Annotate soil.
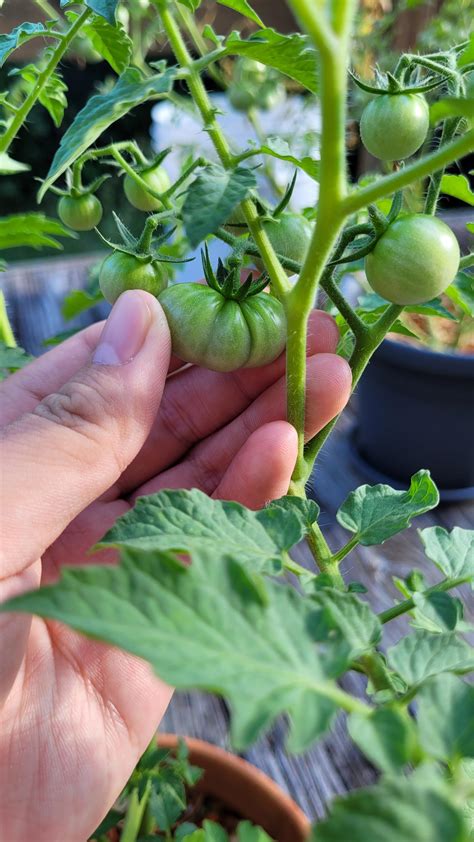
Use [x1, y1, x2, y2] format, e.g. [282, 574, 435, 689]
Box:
[105, 792, 248, 841]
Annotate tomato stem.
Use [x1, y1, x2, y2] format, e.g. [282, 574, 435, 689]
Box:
[0, 291, 17, 348]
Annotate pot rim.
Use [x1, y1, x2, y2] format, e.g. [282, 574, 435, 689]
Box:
[379, 336, 474, 377]
[157, 732, 311, 840]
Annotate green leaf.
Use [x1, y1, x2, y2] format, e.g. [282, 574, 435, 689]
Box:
[357, 291, 456, 320]
[225, 29, 319, 94]
[258, 138, 319, 181]
[1, 548, 349, 751]
[387, 631, 474, 687]
[411, 591, 463, 633]
[440, 174, 474, 206]
[0, 22, 50, 68]
[0, 342, 33, 380]
[0, 152, 30, 174]
[97, 488, 309, 574]
[182, 164, 256, 247]
[266, 495, 319, 529]
[348, 707, 418, 772]
[61, 288, 104, 321]
[61, 0, 118, 25]
[237, 822, 273, 842]
[417, 674, 474, 762]
[419, 526, 474, 583]
[444, 271, 474, 317]
[217, 0, 264, 28]
[0, 214, 74, 250]
[312, 777, 469, 842]
[38, 69, 68, 128]
[82, 13, 132, 74]
[39, 67, 175, 199]
[458, 34, 474, 68]
[309, 588, 381, 657]
[430, 97, 474, 125]
[88, 808, 123, 839]
[336, 471, 439, 547]
[149, 779, 186, 831]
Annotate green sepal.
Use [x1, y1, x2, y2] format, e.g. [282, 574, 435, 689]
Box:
[201, 245, 269, 301]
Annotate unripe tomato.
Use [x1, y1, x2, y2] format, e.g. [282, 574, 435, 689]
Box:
[99, 251, 168, 304]
[365, 214, 460, 305]
[255, 213, 313, 274]
[58, 194, 103, 231]
[229, 83, 258, 111]
[360, 93, 429, 161]
[123, 164, 171, 212]
[159, 283, 286, 372]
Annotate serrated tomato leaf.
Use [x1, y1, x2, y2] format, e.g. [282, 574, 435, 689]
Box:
[182, 164, 256, 247]
[97, 488, 309, 573]
[0, 214, 75, 250]
[225, 29, 319, 94]
[0, 22, 50, 68]
[1, 548, 349, 751]
[309, 588, 381, 657]
[312, 776, 469, 842]
[217, 0, 264, 28]
[348, 707, 418, 772]
[419, 526, 474, 583]
[336, 470, 439, 546]
[61, 0, 119, 25]
[417, 674, 474, 762]
[387, 630, 474, 687]
[82, 13, 132, 74]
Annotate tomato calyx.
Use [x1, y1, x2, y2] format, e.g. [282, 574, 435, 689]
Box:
[96, 210, 192, 270]
[202, 245, 268, 302]
[349, 68, 449, 96]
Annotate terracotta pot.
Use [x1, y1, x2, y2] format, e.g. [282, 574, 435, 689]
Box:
[158, 733, 311, 842]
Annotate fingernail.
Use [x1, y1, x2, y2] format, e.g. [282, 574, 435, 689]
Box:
[93, 291, 153, 365]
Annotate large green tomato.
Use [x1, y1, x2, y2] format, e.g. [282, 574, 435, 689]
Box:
[360, 93, 429, 161]
[58, 194, 103, 231]
[99, 252, 168, 304]
[159, 283, 286, 372]
[255, 213, 313, 274]
[123, 164, 171, 212]
[365, 214, 460, 305]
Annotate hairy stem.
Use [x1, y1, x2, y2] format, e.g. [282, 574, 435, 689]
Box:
[0, 291, 16, 348]
[379, 575, 472, 624]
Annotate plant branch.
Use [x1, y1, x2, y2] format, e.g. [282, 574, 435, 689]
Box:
[0, 291, 16, 348]
[342, 129, 474, 215]
[378, 575, 472, 624]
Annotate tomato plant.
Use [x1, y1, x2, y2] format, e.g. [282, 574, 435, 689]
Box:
[360, 93, 430, 161]
[365, 214, 460, 304]
[1, 2, 474, 842]
[57, 193, 103, 231]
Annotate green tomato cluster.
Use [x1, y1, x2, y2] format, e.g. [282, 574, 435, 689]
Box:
[228, 58, 285, 112]
[255, 213, 314, 274]
[360, 93, 430, 161]
[365, 214, 460, 305]
[159, 282, 286, 372]
[99, 252, 168, 304]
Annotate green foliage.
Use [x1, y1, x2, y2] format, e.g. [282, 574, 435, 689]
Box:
[419, 527, 474, 582]
[0, 341, 33, 380]
[80, 13, 133, 74]
[336, 471, 439, 546]
[387, 631, 474, 687]
[182, 164, 256, 247]
[60, 0, 119, 25]
[0, 22, 51, 68]
[39, 68, 175, 199]
[0, 214, 74, 250]
[225, 29, 319, 94]
[417, 674, 474, 762]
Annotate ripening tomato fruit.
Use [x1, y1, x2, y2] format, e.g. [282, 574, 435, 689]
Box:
[123, 163, 171, 212]
[255, 213, 313, 274]
[159, 282, 286, 372]
[360, 93, 430, 161]
[365, 214, 460, 305]
[58, 194, 103, 231]
[99, 251, 168, 304]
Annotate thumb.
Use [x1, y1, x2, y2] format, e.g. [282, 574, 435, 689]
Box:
[1, 290, 171, 578]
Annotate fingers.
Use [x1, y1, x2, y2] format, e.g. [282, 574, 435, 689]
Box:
[0, 291, 171, 578]
[133, 353, 352, 501]
[119, 309, 340, 494]
[212, 421, 298, 508]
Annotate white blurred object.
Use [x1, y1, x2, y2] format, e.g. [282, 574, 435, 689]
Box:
[151, 93, 320, 211]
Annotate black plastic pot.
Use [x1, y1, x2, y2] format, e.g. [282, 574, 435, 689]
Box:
[354, 337, 474, 502]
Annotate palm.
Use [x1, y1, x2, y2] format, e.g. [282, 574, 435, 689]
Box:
[0, 310, 349, 842]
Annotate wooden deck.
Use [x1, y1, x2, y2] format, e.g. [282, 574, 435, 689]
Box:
[2, 254, 473, 821]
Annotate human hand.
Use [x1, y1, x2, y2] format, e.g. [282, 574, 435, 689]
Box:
[0, 290, 351, 841]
